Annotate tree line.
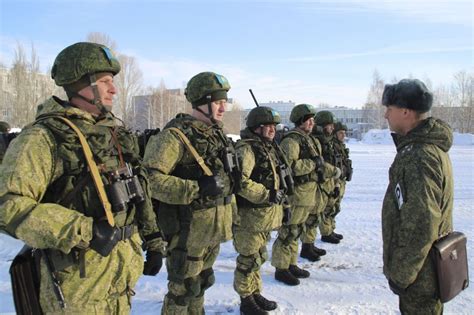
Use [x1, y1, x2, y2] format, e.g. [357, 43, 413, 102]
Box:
[0, 33, 472, 134]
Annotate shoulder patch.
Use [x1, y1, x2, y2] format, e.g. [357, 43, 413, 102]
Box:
[395, 182, 404, 209]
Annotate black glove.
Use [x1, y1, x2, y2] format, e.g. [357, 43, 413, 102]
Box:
[143, 251, 163, 276]
[89, 221, 122, 257]
[198, 175, 224, 197]
[312, 155, 324, 170]
[332, 186, 340, 198]
[269, 189, 285, 204]
[388, 279, 407, 295]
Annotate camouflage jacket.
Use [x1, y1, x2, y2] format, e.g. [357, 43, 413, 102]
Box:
[0, 96, 164, 254]
[234, 128, 283, 232]
[333, 137, 352, 181]
[382, 117, 454, 289]
[143, 113, 234, 242]
[312, 127, 339, 195]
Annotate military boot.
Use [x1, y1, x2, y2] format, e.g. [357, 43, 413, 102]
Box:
[289, 264, 310, 278]
[332, 231, 343, 240]
[300, 243, 321, 262]
[275, 268, 300, 286]
[321, 234, 340, 244]
[240, 295, 268, 315]
[253, 293, 277, 311]
[313, 246, 327, 256]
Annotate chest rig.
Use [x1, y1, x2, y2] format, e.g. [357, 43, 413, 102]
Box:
[284, 130, 321, 185]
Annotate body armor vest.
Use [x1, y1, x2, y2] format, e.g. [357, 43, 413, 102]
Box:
[283, 130, 321, 184]
[37, 113, 141, 228]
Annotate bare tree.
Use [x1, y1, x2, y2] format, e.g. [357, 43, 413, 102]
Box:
[115, 54, 143, 124]
[86, 32, 118, 52]
[362, 70, 386, 129]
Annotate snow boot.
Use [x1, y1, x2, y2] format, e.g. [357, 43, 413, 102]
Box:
[321, 234, 340, 244]
[240, 295, 268, 315]
[300, 243, 321, 262]
[275, 268, 300, 286]
[313, 245, 327, 256]
[332, 231, 343, 240]
[253, 293, 277, 311]
[289, 264, 310, 278]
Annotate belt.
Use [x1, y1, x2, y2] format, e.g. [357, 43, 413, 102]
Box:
[191, 195, 233, 211]
[118, 224, 138, 241]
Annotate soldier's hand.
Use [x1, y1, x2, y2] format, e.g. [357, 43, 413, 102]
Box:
[143, 251, 163, 276]
[269, 189, 285, 204]
[198, 175, 224, 197]
[89, 221, 121, 257]
[312, 155, 324, 170]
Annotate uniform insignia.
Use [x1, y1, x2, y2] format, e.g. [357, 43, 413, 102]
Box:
[395, 183, 404, 209]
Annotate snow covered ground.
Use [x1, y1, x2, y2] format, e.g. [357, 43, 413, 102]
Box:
[0, 141, 472, 314]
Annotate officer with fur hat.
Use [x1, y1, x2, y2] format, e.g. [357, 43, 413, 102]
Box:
[233, 106, 292, 314]
[143, 71, 238, 314]
[0, 42, 165, 314]
[381, 79, 454, 314]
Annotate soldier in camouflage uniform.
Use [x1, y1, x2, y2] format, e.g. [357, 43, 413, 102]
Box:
[233, 106, 291, 314]
[0, 42, 165, 314]
[143, 72, 237, 315]
[381, 79, 453, 315]
[310, 110, 343, 245]
[271, 104, 332, 285]
[0, 121, 11, 163]
[328, 122, 353, 238]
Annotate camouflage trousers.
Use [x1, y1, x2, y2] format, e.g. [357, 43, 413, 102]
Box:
[300, 192, 327, 244]
[233, 230, 270, 297]
[40, 233, 143, 314]
[318, 182, 345, 236]
[271, 205, 312, 269]
[162, 237, 220, 315]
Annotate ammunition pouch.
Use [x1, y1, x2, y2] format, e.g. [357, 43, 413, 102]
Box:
[222, 145, 242, 194]
[10, 246, 43, 315]
[293, 172, 318, 185]
[431, 231, 469, 303]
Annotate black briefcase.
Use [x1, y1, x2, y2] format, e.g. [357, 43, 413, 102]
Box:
[431, 231, 469, 303]
[9, 245, 43, 315]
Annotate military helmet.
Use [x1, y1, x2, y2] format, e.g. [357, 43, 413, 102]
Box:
[334, 121, 347, 132]
[315, 110, 335, 126]
[185, 72, 231, 107]
[0, 121, 10, 133]
[246, 106, 281, 128]
[51, 42, 121, 86]
[290, 104, 316, 124]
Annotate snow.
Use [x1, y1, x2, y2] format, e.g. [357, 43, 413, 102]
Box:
[0, 141, 473, 314]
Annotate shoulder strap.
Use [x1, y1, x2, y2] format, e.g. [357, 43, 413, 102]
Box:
[167, 127, 213, 176]
[36, 116, 115, 226]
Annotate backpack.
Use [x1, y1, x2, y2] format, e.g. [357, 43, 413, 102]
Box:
[137, 128, 160, 158]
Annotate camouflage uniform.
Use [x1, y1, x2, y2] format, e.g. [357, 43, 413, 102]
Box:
[233, 127, 284, 298]
[382, 79, 453, 315]
[143, 72, 235, 315]
[271, 128, 322, 269]
[0, 61, 164, 315]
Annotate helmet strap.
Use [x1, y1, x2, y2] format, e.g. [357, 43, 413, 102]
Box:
[195, 95, 217, 125]
[89, 73, 109, 116]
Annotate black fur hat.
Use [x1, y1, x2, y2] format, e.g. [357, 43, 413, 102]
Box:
[382, 79, 433, 113]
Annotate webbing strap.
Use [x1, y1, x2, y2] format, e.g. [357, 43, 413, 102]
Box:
[37, 115, 115, 226]
[168, 127, 213, 176]
[260, 144, 279, 190]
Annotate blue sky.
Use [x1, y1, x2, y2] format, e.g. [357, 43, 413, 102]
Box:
[0, 0, 472, 108]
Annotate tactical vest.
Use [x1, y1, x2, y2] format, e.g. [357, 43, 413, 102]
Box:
[235, 135, 282, 208]
[313, 132, 336, 165]
[283, 130, 320, 184]
[156, 114, 237, 241]
[37, 114, 142, 228]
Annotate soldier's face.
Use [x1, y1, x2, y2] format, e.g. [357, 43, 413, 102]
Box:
[336, 130, 346, 141]
[211, 99, 227, 122]
[384, 105, 408, 135]
[77, 73, 116, 112]
[257, 124, 276, 141]
[324, 124, 334, 135]
[300, 117, 315, 133]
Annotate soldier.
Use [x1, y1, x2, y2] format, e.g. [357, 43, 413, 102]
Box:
[311, 110, 343, 245]
[0, 42, 165, 314]
[329, 121, 353, 239]
[381, 79, 453, 314]
[0, 121, 11, 163]
[271, 104, 328, 285]
[233, 106, 291, 314]
[143, 72, 238, 314]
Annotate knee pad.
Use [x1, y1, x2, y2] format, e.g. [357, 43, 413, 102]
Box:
[183, 276, 202, 298]
[197, 268, 215, 297]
